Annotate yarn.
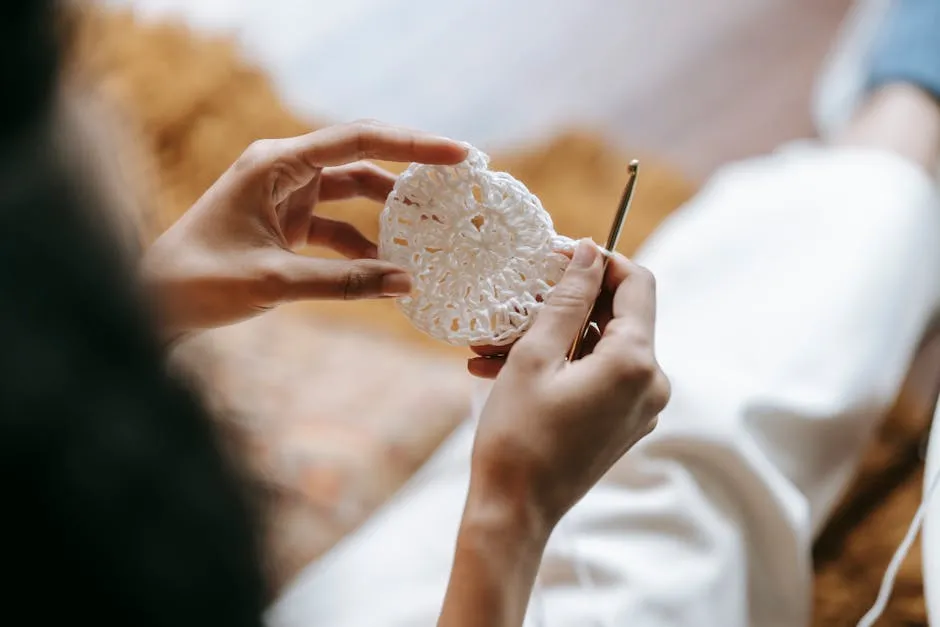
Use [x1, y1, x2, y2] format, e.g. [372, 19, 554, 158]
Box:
[378, 145, 575, 347]
[856, 464, 940, 626]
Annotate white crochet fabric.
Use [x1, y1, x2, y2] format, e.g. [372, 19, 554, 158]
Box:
[378, 146, 575, 347]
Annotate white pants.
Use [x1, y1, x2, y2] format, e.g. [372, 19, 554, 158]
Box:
[267, 143, 940, 627]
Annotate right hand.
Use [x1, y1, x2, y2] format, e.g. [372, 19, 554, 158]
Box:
[469, 238, 670, 528]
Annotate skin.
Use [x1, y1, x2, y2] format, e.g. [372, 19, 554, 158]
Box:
[141, 119, 469, 341]
[440, 240, 669, 627]
[141, 122, 669, 625]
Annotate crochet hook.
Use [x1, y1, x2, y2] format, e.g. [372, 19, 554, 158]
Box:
[566, 159, 640, 362]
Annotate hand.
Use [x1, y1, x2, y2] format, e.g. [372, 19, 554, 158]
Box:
[140, 120, 468, 339]
[472, 238, 669, 520]
[438, 238, 669, 627]
[465, 246, 600, 379]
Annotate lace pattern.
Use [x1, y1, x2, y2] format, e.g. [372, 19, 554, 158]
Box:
[379, 146, 574, 346]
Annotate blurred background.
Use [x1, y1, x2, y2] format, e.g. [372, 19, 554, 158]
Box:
[79, 1, 940, 624]
[100, 0, 851, 182]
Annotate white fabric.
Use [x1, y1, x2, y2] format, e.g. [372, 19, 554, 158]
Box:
[859, 461, 940, 626]
[378, 146, 573, 347]
[267, 142, 940, 627]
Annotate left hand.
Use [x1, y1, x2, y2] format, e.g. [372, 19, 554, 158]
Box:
[141, 120, 468, 339]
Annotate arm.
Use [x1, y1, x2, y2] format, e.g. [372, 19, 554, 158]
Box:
[439, 478, 551, 627]
[440, 243, 667, 626]
[140, 122, 468, 339]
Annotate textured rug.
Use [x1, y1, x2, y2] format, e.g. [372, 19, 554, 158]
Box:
[70, 5, 938, 624]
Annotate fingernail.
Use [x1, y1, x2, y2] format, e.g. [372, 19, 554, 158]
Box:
[570, 238, 597, 268]
[366, 245, 379, 259]
[381, 272, 412, 296]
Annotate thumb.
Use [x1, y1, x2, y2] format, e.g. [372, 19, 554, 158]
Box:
[517, 238, 604, 360]
[274, 253, 412, 301]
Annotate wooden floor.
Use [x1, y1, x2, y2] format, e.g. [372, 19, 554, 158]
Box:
[108, 0, 854, 183]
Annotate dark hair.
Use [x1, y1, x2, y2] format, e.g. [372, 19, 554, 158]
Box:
[0, 3, 267, 625]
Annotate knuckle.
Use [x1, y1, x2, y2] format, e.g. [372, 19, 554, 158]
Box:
[506, 341, 552, 374]
[236, 139, 276, 171]
[342, 262, 382, 300]
[618, 353, 658, 386]
[606, 332, 658, 384]
[353, 160, 382, 177]
[546, 283, 592, 310]
[645, 370, 671, 415]
[346, 162, 379, 188]
[349, 120, 381, 157]
[345, 160, 371, 174]
[251, 258, 290, 302]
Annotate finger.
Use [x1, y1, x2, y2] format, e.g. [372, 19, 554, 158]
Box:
[319, 162, 397, 203]
[279, 120, 468, 168]
[606, 252, 656, 332]
[307, 216, 378, 259]
[590, 253, 658, 360]
[273, 253, 412, 301]
[467, 357, 506, 379]
[513, 238, 604, 365]
[470, 343, 515, 358]
[577, 252, 629, 334]
[278, 175, 322, 249]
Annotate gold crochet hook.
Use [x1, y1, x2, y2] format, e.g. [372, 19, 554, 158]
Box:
[566, 159, 640, 362]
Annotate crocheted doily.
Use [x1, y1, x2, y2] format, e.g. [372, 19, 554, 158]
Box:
[378, 146, 574, 347]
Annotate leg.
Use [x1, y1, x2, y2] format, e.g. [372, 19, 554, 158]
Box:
[837, 83, 940, 167]
[268, 8, 940, 627]
[538, 89, 940, 627]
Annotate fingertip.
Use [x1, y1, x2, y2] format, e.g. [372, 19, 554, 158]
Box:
[381, 270, 413, 296]
[566, 238, 603, 271]
[449, 140, 470, 161]
[603, 250, 634, 289]
[423, 139, 469, 165]
[467, 357, 504, 379]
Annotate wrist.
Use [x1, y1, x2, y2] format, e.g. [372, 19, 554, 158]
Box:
[463, 470, 554, 550]
[469, 439, 569, 532]
[139, 246, 201, 345]
[438, 479, 552, 627]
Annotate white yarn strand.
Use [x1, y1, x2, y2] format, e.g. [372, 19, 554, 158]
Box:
[857, 463, 940, 626]
[378, 145, 575, 347]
